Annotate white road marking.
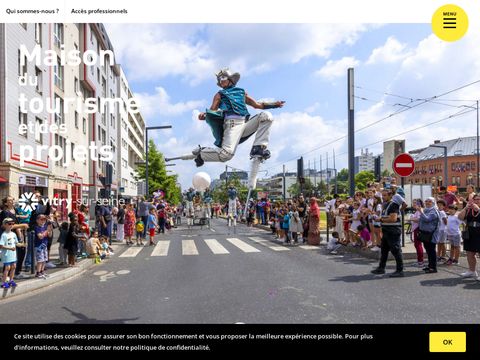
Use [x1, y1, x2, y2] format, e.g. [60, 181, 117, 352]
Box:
[151, 241, 170, 256]
[226, 238, 261, 253]
[204, 239, 230, 254]
[182, 240, 199, 255]
[395, 163, 413, 168]
[248, 237, 291, 251]
[299, 245, 320, 250]
[210, 228, 216, 232]
[119, 246, 144, 257]
[93, 270, 108, 276]
[116, 270, 130, 275]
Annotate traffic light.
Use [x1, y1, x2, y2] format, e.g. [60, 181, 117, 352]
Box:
[297, 157, 304, 180]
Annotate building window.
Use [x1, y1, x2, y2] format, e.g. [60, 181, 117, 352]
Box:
[35, 67, 42, 94]
[53, 23, 63, 48]
[54, 95, 64, 125]
[75, 112, 79, 128]
[35, 118, 43, 144]
[54, 57, 64, 90]
[18, 108, 27, 137]
[18, 50, 27, 77]
[122, 159, 128, 168]
[35, 23, 42, 46]
[74, 77, 79, 94]
[83, 118, 87, 134]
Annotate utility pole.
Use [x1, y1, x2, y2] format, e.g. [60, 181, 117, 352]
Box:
[333, 148, 338, 194]
[283, 164, 286, 201]
[348, 68, 355, 197]
[225, 165, 228, 186]
[326, 151, 330, 195]
[320, 154, 323, 196]
[477, 100, 479, 189]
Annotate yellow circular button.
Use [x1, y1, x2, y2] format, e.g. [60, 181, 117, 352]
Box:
[432, 4, 468, 42]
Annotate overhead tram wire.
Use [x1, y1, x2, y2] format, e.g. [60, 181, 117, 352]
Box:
[264, 80, 480, 173]
[320, 105, 477, 164]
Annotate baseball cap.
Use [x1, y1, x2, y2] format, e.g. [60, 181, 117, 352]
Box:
[2, 218, 15, 225]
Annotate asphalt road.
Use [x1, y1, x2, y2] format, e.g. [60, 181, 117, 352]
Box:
[0, 218, 479, 324]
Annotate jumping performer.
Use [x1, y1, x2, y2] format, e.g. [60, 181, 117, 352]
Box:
[203, 187, 213, 219]
[227, 184, 238, 229]
[185, 187, 196, 226]
[166, 68, 285, 167]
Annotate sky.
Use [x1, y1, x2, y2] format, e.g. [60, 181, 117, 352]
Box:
[105, 23, 480, 190]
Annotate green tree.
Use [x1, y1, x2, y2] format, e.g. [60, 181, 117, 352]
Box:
[336, 168, 349, 182]
[355, 171, 375, 191]
[136, 139, 182, 204]
[212, 174, 251, 204]
[288, 177, 314, 197]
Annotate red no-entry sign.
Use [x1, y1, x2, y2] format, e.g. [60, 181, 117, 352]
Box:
[393, 153, 415, 177]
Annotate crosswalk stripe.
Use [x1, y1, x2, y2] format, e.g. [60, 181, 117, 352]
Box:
[299, 245, 320, 250]
[182, 240, 199, 255]
[119, 246, 144, 257]
[204, 239, 229, 254]
[226, 238, 261, 253]
[151, 241, 170, 256]
[248, 237, 291, 251]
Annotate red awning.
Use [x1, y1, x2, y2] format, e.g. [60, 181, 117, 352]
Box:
[0, 176, 7, 183]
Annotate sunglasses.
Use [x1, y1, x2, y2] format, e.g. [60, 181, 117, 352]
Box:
[6, 222, 14, 225]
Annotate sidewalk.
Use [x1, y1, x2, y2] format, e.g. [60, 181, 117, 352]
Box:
[0, 231, 124, 300]
[250, 221, 470, 264]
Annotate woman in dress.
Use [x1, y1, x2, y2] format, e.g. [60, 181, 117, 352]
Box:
[124, 203, 136, 245]
[307, 197, 321, 245]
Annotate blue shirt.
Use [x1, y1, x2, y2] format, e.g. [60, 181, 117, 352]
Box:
[34, 224, 49, 248]
[0, 231, 18, 263]
[147, 214, 157, 229]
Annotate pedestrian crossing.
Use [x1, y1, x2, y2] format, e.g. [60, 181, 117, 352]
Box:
[115, 237, 321, 258]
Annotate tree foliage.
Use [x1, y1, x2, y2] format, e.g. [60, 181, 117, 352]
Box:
[136, 139, 182, 204]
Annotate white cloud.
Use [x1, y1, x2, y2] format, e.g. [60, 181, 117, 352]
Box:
[134, 86, 206, 120]
[366, 36, 411, 65]
[106, 24, 372, 85]
[315, 57, 360, 80]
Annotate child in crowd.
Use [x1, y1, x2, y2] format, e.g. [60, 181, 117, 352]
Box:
[147, 208, 158, 246]
[436, 200, 448, 261]
[135, 219, 145, 246]
[349, 224, 370, 248]
[57, 222, 69, 266]
[327, 231, 342, 254]
[445, 205, 463, 265]
[0, 218, 24, 288]
[100, 236, 114, 257]
[86, 230, 102, 259]
[34, 214, 52, 278]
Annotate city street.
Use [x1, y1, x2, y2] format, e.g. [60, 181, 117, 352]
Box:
[0, 218, 479, 324]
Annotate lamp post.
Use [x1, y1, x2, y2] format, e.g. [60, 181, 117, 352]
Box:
[145, 125, 172, 197]
[429, 144, 448, 189]
[431, 176, 436, 196]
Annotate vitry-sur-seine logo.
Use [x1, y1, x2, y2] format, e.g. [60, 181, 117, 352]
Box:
[18, 192, 39, 212]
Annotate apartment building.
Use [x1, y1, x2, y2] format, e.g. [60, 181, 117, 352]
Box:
[0, 23, 145, 214]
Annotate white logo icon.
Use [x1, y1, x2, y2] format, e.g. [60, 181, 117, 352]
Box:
[18, 192, 39, 212]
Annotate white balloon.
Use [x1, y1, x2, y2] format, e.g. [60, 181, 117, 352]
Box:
[192, 172, 211, 191]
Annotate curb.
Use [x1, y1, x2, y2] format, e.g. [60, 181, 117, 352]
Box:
[0, 256, 96, 301]
[250, 222, 419, 261]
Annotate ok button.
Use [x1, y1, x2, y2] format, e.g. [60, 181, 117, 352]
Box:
[429, 332, 466, 352]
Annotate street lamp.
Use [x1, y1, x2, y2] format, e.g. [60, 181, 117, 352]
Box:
[429, 144, 448, 188]
[145, 125, 172, 197]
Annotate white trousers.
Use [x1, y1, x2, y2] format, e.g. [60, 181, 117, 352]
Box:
[228, 199, 237, 218]
[199, 112, 273, 162]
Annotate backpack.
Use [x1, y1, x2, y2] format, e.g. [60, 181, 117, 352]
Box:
[136, 220, 145, 233]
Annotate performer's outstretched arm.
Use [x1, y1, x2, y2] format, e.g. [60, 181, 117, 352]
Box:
[245, 93, 285, 109]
